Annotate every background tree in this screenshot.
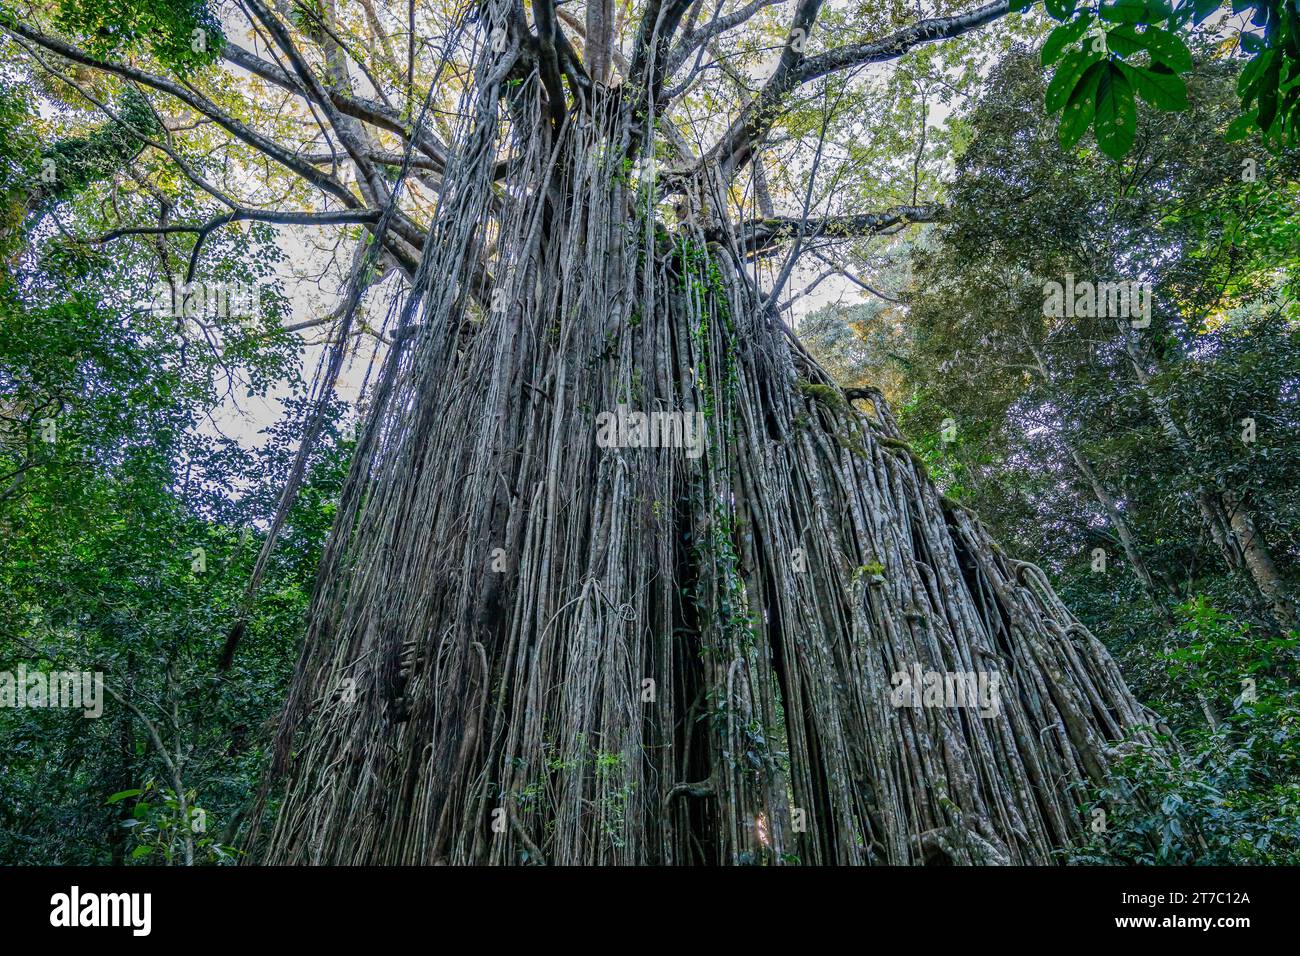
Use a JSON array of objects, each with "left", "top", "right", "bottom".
[
  {"left": 0, "top": 58, "right": 351, "bottom": 863},
  {"left": 866, "top": 46, "right": 1300, "bottom": 862}
]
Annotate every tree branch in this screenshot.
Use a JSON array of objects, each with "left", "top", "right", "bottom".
[
  {"left": 666, "top": 0, "right": 783, "bottom": 75},
  {"left": 700, "top": 0, "right": 1009, "bottom": 182},
  {"left": 712, "top": 205, "right": 939, "bottom": 255},
  {"left": 796, "top": 0, "right": 1010, "bottom": 85},
  {"left": 1, "top": 20, "right": 358, "bottom": 209}
]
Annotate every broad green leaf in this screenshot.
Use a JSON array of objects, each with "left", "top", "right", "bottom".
[
  {"left": 1238, "top": 48, "right": 1273, "bottom": 97},
  {"left": 1099, "top": 0, "right": 1150, "bottom": 24},
  {"left": 1047, "top": 45, "right": 1105, "bottom": 113},
  {"left": 1256, "top": 52, "right": 1282, "bottom": 131},
  {"left": 1222, "top": 106, "right": 1255, "bottom": 140},
  {"left": 1283, "top": 58, "right": 1300, "bottom": 92},
  {"left": 1045, "top": 0, "right": 1078, "bottom": 20},
  {"left": 1043, "top": 15, "right": 1094, "bottom": 65},
  {"left": 1105, "top": 23, "right": 1149, "bottom": 58},
  {"left": 1095, "top": 62, "right": 1138, "bottom": 159},
  {"left": 1060, "top": 61, "right": 1106, "bottom": 148},
  {"left": 1141, "top": 26, "right": 1194, "bottom": 73},
  {"left": 106, "top": 789, "right": 142, "bottom": 804},
  {"left": 1120, "top": 61, "right": 1190, "bottom": 110}
]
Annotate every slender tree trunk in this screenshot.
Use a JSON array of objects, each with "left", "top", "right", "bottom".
[
  {"left": 1118, "top": 331, "right": 1294, "bottom": 627},
  {"left": 1223, "top": 491, "right": 1295, "bottom": 628},
  {"left": 1064, "top": 444, "right": 1162, "bottom": 598},
  {"left": 1027, "top": 343, "right": 1165, "bottom": 605}
]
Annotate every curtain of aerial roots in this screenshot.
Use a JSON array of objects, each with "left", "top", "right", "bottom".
[{"left": 257, "top": 32, "right": 1154, "bottom": 867}]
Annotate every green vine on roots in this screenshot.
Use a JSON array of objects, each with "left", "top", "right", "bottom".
[
  {"left": 676, "top": 236, "right": 740, "bottom": 425},
  {"left": 690, "top": 499, "right": 759, "bottom": 659}
]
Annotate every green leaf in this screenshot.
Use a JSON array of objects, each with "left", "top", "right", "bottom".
[
  {"left": 1099, "top": 0, "right": 1150, "bottom": 24},
  {"left": 1104, "top": 23, "right": 1148, "bottom": 58},
  {"left": 106, "top": 789, "right": 142, "bottom": 805},
  {"left": 1120, "top": 61, "right": 1190, "bottom": 110},
  {"left": 131, "top": 845, "right": 154, "bottom": 859},
  {"left": 1060, "top": 61, "right": 1106, "bottom": 148},
  {"left": 1045, "top": 0, "right": 1078, "bottom": 19},
  {"left": 1043, "top": 15, "right": 1094, "bottom": 65},
  {"left": 1239, "top": 48, "right": 1273, "bottom": 98},
  {"left": 1256, "top": 51, "right": 1284, "bottom": 131},
  {"left": 1047, "top": 45, "right": 1105, "bottom": 113},
  {"left": 1189, "top": 0, "right": 1220, "bottom": 24},
  {"left": 1095, "top": 61, "right": 1138, "bottom": 159},
  {"left": 1141, "top": 26, "right": 1194, "bottom": 73}
]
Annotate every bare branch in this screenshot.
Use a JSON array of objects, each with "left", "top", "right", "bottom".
[
  {"left": 796, "top": 0, "right": 1010, "bottom": 85},
  {"left": 96, "top": 207, "right": 380, "bottom": 244},
  {"left": 666, "top": 0, "right": 783, "bottom": 75},
  {"left": 1, "top": 20, "right": 358, "bottom": 208},
  {"left": 699, "top": 1, "right": 1009, "bottom": 182}
]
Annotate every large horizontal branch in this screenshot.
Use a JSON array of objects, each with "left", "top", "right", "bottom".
[
  {"left": 300, "top": 148, "right": 440, "bottom": 172},
  {"left": 713, "top": 205, "right": 939, "bottom": 254},
  {"left": 97, "top": 207, "right": 383, "bottom": 283},
  {"left": 220, "top": 41, "right": 452, "bottom": 174},
  {"left": 1, "top": 20, "right": 358, "bottom": 209},
  {"left": 796, "top": 0, "right": 1011, "bottom": 84},
  {"left": 700, "top": 0, "right": 1010, "bottom": 182},
  {"left": 96, "top": 208, "right": 380, "bottom": 244}
]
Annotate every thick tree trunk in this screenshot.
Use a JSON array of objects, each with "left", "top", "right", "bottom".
[
  {"left": 584, "top": 0, "right": 614, "bottom": 85},
  {"left": 1223, "top": 491, "right": 1295, "bottom": 629},
  {"left": 250, "top": 53, "right": 1152, "bottom": 866}
]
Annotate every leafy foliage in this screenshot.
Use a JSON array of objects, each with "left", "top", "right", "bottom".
[
  {"left": 0, "top": 45, "right": 346, "bottom": 862},
  {"left": 48, "top": 0, "right": 224, "bottom": 74},
  {"left": 1022, "top": 0, "right": 1300, "bottom": 154},
  {"left": 1069, "top": 601, "right": 1300, "bottom": 864}
]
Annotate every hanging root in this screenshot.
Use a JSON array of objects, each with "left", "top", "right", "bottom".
[{"left": 249, "top": 18, "right": 1154, "bottom": 866}]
